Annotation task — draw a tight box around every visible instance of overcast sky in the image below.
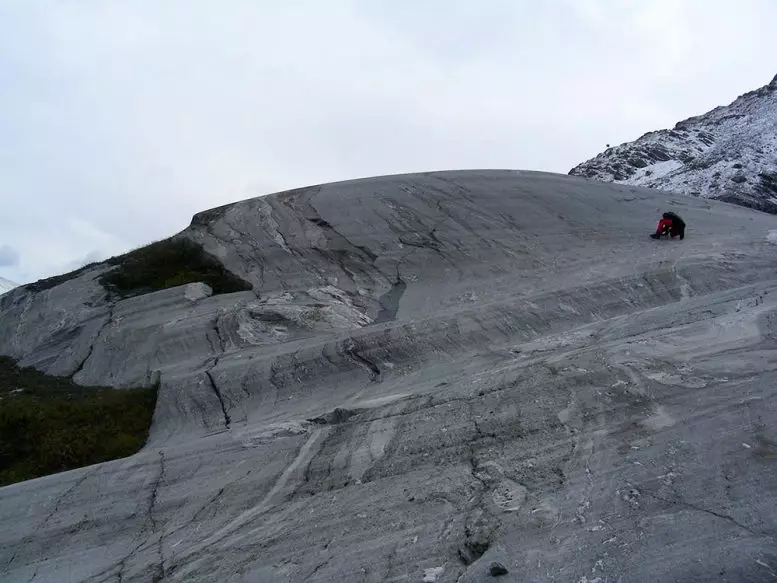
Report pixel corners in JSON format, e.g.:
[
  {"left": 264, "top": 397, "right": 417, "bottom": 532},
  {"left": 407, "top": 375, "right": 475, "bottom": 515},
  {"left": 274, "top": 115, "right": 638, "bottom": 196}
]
[{"left": 1, "top": 0, "right": 775, "bottom": 284}]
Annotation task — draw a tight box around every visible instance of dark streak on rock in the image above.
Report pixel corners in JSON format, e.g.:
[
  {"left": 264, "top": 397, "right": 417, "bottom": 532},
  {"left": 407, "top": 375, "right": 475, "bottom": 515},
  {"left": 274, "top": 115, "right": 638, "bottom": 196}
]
[
  {"left": 70, "top": 306, "right": 114, "bottom": 380},
  {"left": 458, "top": 404, "right": 500, "bottom": 566},
  {"left": 644, "top": 491, "right": 771, "bottom": 539},
  {"left": 205, "top": 363, "right": 231, "bottom": 429},
  {"left": 308, "top": 407, "right": 362, "bottom": 425},
  {"left": 343, "top": 341, "right": 381, "bottom": 382},
  {"left": 304, "top": 556, "right": 332, "bottom": 581},
  {"left": 4, "top": 467, "right": 98, "bottom": 572},
  {"left": 148, "top": 451, "right": 167, "bottom": 583}
]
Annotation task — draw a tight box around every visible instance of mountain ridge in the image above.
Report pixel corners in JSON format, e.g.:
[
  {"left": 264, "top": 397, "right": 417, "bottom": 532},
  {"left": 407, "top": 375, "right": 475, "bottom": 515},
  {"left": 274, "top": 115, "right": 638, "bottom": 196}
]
[
  {"left": 0, "top": 277, "right": 16, "bottom": 295},
  {"left": 570, "top": 74, "right": 777, "bottom": 212}
]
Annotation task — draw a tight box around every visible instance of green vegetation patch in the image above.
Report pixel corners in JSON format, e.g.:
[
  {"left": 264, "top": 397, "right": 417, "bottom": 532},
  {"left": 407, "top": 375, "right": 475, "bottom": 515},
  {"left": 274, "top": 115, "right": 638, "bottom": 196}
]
[
  {"left": 23, "top": 237, "right": 252, "bottom": 299},
  {"left": 100, "top": 237, "right": 252, "bottom": 298},
  {"left": 0, "top": 356, "right": 157, "bottom": 487}
]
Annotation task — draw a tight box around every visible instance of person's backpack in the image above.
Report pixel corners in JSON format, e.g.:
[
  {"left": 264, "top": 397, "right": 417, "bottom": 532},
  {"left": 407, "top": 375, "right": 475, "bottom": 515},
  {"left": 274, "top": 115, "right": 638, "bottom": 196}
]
[{"left": 662, "top": 211, "right": 685, "bottom": 228}]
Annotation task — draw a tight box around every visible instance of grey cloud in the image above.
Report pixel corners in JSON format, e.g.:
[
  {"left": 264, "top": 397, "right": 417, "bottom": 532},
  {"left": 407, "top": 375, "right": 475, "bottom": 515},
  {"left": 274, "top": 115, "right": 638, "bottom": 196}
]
[{"left": 0, "top": 245, "right": 20, "bottom": 267}]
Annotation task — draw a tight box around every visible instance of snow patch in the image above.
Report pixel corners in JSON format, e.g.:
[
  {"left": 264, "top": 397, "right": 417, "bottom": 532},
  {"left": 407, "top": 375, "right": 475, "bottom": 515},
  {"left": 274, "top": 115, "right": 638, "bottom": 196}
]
[
  {"left": 767, "top": 230, "right": 777, "bottom": 245},
  {"left": 624, "top": 160, "right": 683, "bottom": 185}
]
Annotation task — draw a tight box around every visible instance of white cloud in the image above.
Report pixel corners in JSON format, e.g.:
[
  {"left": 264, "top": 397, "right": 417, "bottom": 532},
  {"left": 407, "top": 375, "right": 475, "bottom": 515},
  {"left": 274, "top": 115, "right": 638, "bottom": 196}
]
[
  {"left": 63, "top": 250, "right": 106, "bottom": 272},
  {"left": 0, "top": 0, "right": 775, "bottom": 282}
]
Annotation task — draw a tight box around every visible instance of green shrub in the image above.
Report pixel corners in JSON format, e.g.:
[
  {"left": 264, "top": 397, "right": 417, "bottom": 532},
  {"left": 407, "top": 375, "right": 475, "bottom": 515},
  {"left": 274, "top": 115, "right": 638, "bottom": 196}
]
[
  {"left": 0, "top": 356, "right": 157, "bottom": 486},
  {"left": 100, "top": 237, "right": 252, "bottom": 298},
  {"left": 23, "top": 237, "right": 252, "bottom": 299}
]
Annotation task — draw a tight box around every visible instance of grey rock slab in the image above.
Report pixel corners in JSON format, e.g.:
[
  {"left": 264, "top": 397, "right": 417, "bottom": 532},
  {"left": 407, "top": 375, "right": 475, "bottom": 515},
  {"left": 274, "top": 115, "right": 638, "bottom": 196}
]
[
  {"left": 0, "top": 267, "right": 112, "bottom": 376},
  {"left": 2, "top": 170, "right": 777, "bottom": 582}
]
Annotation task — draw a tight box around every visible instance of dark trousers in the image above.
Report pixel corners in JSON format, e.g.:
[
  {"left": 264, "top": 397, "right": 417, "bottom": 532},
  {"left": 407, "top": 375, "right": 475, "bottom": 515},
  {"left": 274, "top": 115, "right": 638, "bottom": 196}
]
[
  {"left": 670, "top": 225, "right": 685, "bottom": 240},
  {"left": 651, "top": 224, "right": 684, "bottom": 240}
]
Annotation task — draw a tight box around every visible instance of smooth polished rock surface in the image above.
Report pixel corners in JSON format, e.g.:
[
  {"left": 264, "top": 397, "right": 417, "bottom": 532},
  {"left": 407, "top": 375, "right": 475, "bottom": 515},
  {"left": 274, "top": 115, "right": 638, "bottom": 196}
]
[{"left": 2, "top": 170, "right": 777, "bottom": 582}]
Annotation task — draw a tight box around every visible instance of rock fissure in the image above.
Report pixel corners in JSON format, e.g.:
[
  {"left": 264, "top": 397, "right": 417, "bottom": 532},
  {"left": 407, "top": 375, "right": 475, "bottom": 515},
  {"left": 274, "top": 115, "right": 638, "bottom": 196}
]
[
  {"left": 304, "top": 557, "right": 332, "bottom": 582},
  {"left": 4, "top": 467, "right": 97, "bottom": 571},
  {"left": 457, "top": 406, "right": 500, "bottom": 567},
  {"left": 204, "top": 362, "right": 231, "bottom": 429},
  {"left": 644, "top": 491, "right": 770, "bottom": 539},
  {"left": 70, "top": 305, "right": 114, "bottom": 379},
  {"left": 112, "top": 451, "right": 168, "bottom": 583},
  {"left": 149, "top": 451, "right": 167, "bottom": 581},
  {"left": 341, "top": 339, "right": 381, "bottom": 381}
]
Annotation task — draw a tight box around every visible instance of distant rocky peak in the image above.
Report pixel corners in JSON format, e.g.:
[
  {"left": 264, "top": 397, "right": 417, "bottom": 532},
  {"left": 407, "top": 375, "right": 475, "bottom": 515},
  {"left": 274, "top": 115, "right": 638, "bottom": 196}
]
[{"left": 570, "top": 73, "right": 777, "bottom": 214}]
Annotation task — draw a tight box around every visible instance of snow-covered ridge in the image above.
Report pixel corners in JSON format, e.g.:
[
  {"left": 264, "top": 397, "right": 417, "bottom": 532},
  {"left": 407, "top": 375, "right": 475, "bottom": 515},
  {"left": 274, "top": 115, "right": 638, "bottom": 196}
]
[{"left": 570, "top": 74, "right": 777, "bottom": 213}]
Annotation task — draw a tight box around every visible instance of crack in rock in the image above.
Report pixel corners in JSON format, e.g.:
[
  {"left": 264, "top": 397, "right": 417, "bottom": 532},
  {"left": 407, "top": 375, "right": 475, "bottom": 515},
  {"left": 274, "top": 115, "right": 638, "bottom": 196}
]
[
  {"left": 205, "top": 362, "right": 231, "bottom": 429},
  {"left": 305, "top": 217, "right": 377, "bottom": 263},
  {"left": 458, "top": 408, "right": 500, "bottom": 566},
  {"left": 398, "top": 234, "right": 442, "bottom": 253},
  {"left": 645, "top": 491, "right": 771, "bottom": 539},
  {"left": 149, "top": 451, "right": 167, "bottom": 583},
  {"left": 111, "top": 451, "right": 169, "bottom": 583},
  {"left": 341, "top": 339, "right": 381, "bottom": 381},
  {"left": 203, "top": 315, "right": 232, "bottom": 429},
  {"left": 70, "top": 305, "right": 114, "bottom": 379},
  {"left": 304, "top": 556, "right": 332, "bottom": 581},
  {"left": 163, "top": 487, "right": 227, "bottom": 546},
  {"left": 4, "top": 467, "right": 98, "bottom": 572},
  {"left": 212, "top": 316, "right": 226, "bottom": 353}
]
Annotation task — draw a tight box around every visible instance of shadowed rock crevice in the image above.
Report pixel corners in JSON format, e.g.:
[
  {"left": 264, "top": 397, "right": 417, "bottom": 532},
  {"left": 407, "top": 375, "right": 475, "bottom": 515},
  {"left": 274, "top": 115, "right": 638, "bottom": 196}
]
[
  {"left": 340, "top": 338, "right": 381, "bottom": 381},
  {"left": 205, "top": 364, "right": 231, "bottom": 429},
  {"left": 70, "top": 306, "right": 114, "bottom": 379},
  {"left": 308, "top": 407, "right": 362, "bottom": 425},
  {"left": 148, "top": 451, "right": 168, "bottom": 582},
  {"left": 457, "top": 407, "right": 501, "bottom": 566}
]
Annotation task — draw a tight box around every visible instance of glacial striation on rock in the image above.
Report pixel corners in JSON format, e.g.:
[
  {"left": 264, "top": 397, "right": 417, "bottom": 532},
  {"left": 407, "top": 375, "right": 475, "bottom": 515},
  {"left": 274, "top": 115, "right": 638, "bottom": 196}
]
[{"left": 1, "top": 170, "right": 777, "bottom": 582}]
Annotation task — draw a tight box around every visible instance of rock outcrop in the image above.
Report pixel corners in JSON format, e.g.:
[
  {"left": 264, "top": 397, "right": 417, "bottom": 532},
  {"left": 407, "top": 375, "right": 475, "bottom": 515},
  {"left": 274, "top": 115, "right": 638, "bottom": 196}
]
[
  {"left": 2, "top": 170, "right": 777, "bottom": 582},
  {"left": 570, "top": 74, "right": 777, "bottom": 213}
]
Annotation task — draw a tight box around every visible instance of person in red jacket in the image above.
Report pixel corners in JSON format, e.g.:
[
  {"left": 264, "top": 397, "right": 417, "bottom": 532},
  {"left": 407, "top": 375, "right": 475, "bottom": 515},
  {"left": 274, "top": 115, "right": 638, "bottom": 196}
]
[
  {"left": 652, "top": 215, "right": 673, "bottom": 238},
  {"left": 650, "top": 211, "right": 685, "bottom": 239}
]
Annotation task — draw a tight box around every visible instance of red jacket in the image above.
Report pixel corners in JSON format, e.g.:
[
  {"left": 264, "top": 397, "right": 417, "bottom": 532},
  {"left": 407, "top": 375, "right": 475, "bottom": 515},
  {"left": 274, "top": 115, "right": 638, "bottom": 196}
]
[{"left": 657, "top": 217, "right": 673, "bottom": 232}]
